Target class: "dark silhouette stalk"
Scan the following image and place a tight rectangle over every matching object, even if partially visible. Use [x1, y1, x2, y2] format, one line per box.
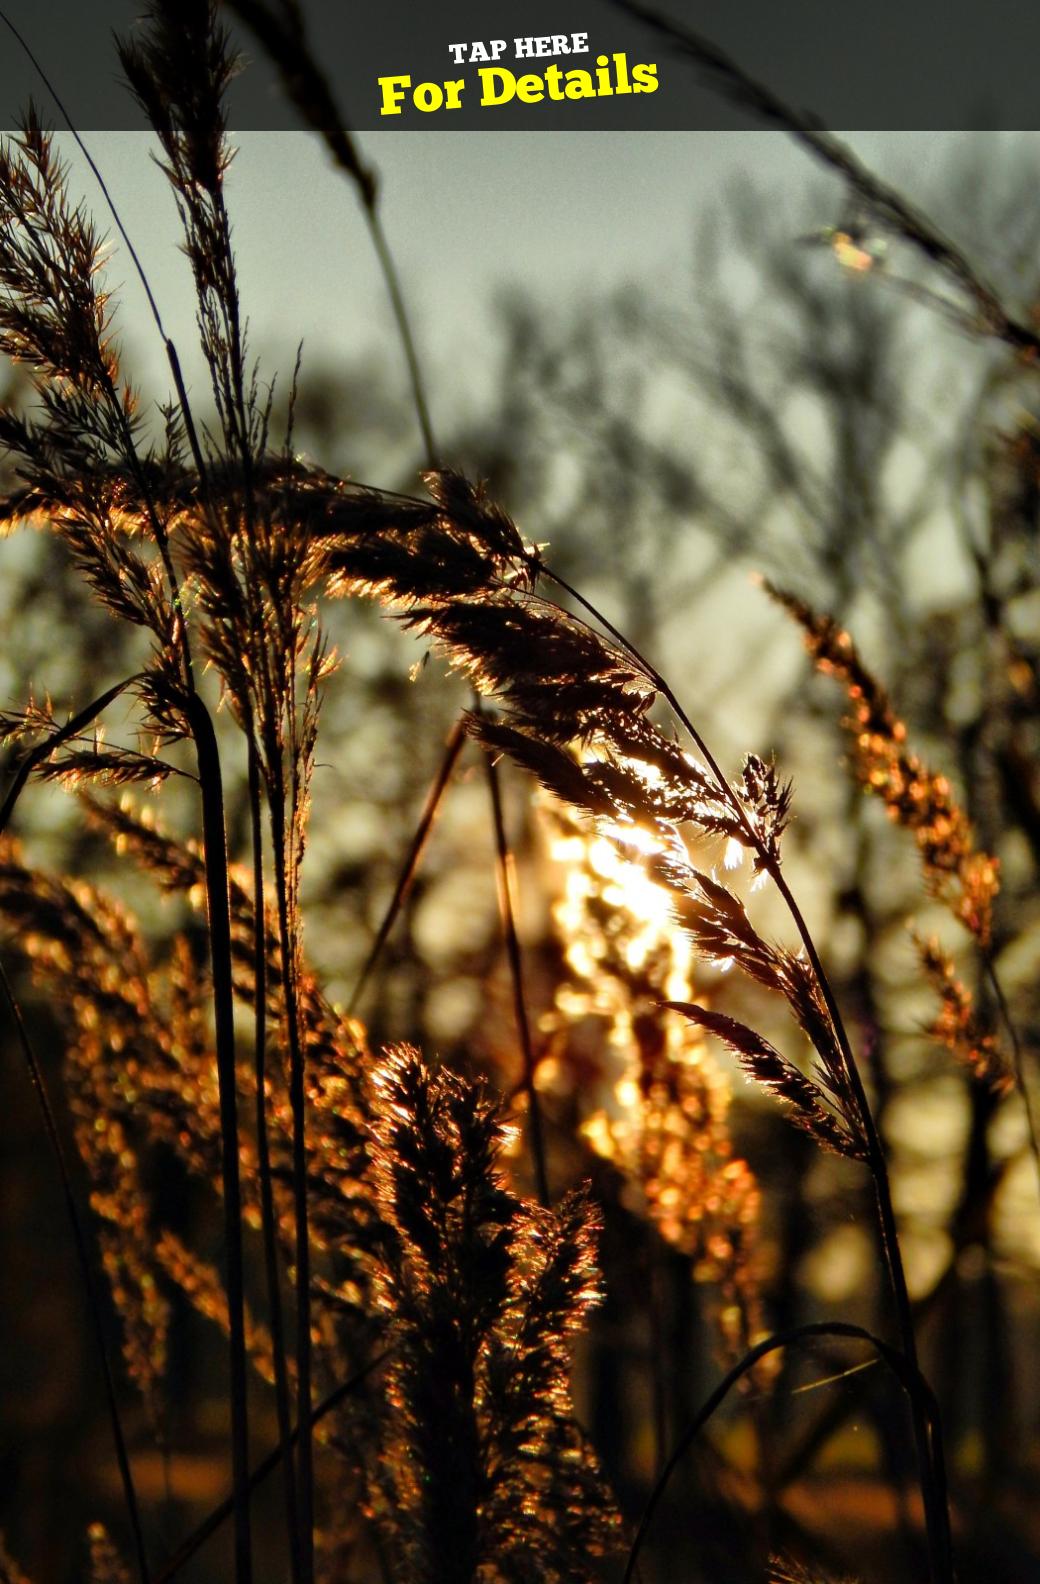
[154, 1350, 392, 1584]
[247, 740, 302, 1582]
[483, 743, 550, 1208]
[181, 691, 253, 1584]
[267, 778, 314, 1584]
[623, 1320, 943, 1584]
[767, 869, 951, 1583]
[2, 15, 299, 1580]
[347, 714, 467, 1016]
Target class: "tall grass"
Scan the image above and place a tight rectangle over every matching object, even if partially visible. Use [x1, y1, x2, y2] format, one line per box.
[0, 3, 1034, 1582]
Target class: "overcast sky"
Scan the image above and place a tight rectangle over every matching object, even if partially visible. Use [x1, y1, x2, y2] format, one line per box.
[70, 129, 996, 412]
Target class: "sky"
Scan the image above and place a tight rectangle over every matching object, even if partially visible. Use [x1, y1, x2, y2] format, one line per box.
[47, 126, 1024, 711]
[70, 128, 993, 416]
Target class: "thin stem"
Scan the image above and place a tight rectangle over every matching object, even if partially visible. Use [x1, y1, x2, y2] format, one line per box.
[984, 954, 1040, 1192]
[0, 956, 151, 1584]
[777, 1084, 1014, 1493]
[0, 7, 170, 341]
[182, 692, 253, 1584]
[267, 783, 314, 1584]
[366, 207, 438, 469]
[347, 715, 467, 1016]
[761, 870, 949, 1584]
[623, 1320, 942, 1584]
[153, 1349, 392, 1584]
[482, 742, 550, 1208]
[607, 0, 1040, 358]
[247, 740, 301, 1582]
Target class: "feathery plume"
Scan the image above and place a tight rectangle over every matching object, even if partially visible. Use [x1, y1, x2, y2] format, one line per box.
[915, 934, 1012, 1092]
[367, 1046, 619, 1582]
[764, 581, 999, 945]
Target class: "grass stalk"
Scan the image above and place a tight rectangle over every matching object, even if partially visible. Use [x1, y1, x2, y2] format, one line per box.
[266, 776, 314, 1584]
[623, 1320, 943, 1584]
[347, 714, 467, 1016]
[181, 690, 253, 1584]
[0, 89, 255, 1548]
[482, 742, 550, 1208]
[247, 739, 302, 1582]
[154, 1350, 392, 1584]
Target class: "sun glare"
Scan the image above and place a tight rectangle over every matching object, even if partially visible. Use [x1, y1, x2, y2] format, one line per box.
[542, 802, 765, 1363]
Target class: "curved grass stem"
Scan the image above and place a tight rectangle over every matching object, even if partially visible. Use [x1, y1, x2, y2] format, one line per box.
[623, 1320, 945, 1584]
[482, 740, 551, 1208]
[347, 715, 467, 1016]
[247, 740, 301, 1584]
[182, 692, 253, 1584]
[984, 953, 1040, 1194]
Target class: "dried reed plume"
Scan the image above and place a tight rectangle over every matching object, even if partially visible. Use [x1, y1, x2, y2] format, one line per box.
[366, 1046, 618, 1582]
[915, 932, 1011, 1091]
[763, 582, 1019, 1097]
[316, 468, 863, 1163]
[0, 817, 378, 1434]
[0, 798, 626, 1577]
[764, 582, 999, 945]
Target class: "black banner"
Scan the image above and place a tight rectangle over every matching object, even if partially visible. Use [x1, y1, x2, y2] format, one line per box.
[0, 0, 1037, 131]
